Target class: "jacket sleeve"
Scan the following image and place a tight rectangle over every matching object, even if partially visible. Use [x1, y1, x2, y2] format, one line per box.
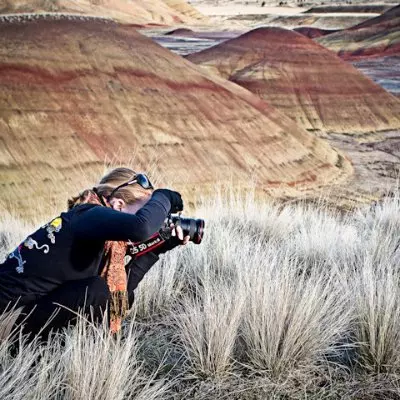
[70, 192, 171, 242]
[126, 253, 160, 307]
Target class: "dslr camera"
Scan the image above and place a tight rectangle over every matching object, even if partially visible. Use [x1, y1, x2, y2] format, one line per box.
[127, 214, 205, 257]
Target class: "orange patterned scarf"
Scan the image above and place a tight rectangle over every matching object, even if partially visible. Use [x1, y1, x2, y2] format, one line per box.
[74, 190, 129, 333]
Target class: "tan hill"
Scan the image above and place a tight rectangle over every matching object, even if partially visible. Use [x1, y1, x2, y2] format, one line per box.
[0, 16, 351, 220]
[294, 27, 340, 39]
[304, 4, 392, 14]
[347, 4, 400, 31]
[0, 0, 204, 25]
[164, 27, 239, 41]
[265, 14, 371, 30]
[187, 27, 400, 135]
[165, 28, 195, 36]
[163, 0, 203, 21]
[318, 5, 400, 60]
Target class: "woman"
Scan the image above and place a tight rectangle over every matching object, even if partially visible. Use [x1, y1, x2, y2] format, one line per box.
[0, 167, 188, 339]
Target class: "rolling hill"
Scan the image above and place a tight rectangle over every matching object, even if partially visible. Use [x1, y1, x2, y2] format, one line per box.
[317, 5, 400, 60]
[0, 0, 204, 25]
[187, 27, 400, 134]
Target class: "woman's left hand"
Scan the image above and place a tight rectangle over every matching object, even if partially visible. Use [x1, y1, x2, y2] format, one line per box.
[170, 224, 190, 245]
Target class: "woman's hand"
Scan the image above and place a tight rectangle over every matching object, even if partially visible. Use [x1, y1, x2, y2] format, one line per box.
[153, 189, 184, 213]
[150, 224, 190, 256]
[170, 223, 190, 245]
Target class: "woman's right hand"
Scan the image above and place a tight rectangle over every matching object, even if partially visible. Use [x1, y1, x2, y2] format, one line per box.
[153, 189, 183, 213]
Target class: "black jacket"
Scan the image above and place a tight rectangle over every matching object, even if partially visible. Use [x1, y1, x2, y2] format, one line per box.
[0, 191, 172, 311]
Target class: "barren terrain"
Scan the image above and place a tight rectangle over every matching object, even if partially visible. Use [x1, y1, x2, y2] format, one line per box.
[186, 26, 400, 135]
[189, 0, 386, 29]
[148, 2, 400, 207]
[318, 5, 400, 60]
[0, 0, 205, 24]
[324, 131, 400, 205]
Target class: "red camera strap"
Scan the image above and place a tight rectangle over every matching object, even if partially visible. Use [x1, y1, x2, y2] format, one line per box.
[127, 232, 166, 257]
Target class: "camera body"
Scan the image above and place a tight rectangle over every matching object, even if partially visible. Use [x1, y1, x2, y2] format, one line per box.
[127, 214, 205, 258]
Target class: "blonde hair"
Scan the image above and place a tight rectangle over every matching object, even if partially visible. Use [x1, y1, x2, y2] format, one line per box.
[68, 167, 153, 209]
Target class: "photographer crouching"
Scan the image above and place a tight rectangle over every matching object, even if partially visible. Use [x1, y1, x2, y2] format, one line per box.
[0, 167, 204, 341]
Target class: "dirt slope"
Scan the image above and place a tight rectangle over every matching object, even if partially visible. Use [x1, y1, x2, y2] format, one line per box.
[0, 0, 204, 24]
[187, 27, 400, 135]
[318, 5, 400, 60]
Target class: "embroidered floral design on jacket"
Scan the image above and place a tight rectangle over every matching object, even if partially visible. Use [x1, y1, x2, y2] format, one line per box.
[46, 217, 62, 244]
[24, 237, 50, 254]
[7, 218, 61, 274]
[8, 245, 26, 274]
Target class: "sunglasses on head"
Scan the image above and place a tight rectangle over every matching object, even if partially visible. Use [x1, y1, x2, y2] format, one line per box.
[107, 173, 154, 201]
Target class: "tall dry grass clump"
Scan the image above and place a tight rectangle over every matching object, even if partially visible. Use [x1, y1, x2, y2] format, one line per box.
[1, 188, 400, 398]
[0, 316, 169, 400]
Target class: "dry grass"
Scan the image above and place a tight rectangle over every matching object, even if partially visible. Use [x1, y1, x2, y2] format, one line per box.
[1, 188, 400, 398]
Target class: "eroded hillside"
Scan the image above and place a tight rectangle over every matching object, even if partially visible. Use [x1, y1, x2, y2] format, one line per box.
[187, 27, 400, 135]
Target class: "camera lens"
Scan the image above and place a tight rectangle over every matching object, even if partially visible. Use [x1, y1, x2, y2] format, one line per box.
[192, 219, 205, 244]
[171, 216, 205, 244]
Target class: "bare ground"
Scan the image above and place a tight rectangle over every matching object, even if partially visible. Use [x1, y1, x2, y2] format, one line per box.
[322, 130, 400, 207]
